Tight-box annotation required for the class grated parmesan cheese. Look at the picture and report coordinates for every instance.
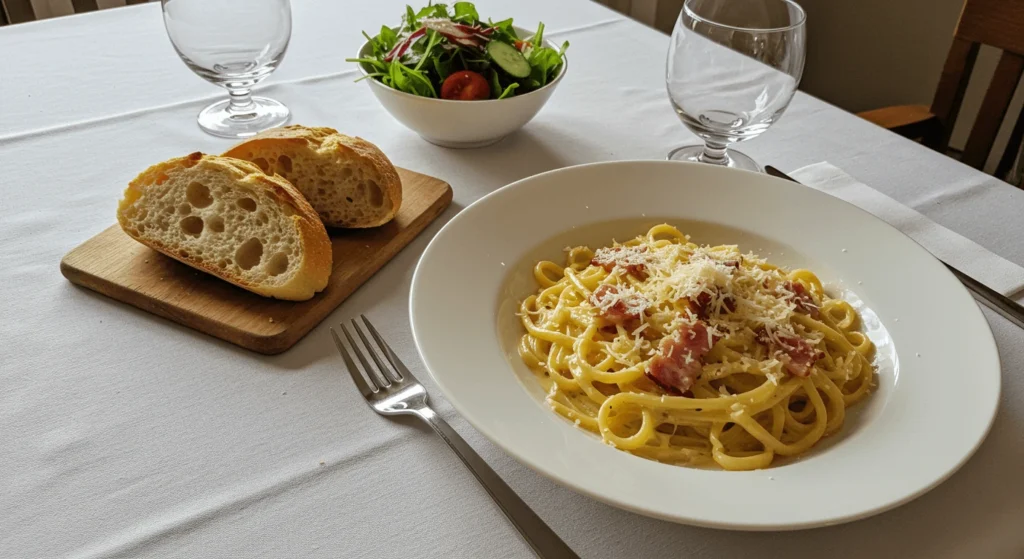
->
[591,284,649,316]
[571,234,818,376]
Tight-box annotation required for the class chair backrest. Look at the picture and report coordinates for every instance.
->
[931,0,1024,176]
[1,0,148,25]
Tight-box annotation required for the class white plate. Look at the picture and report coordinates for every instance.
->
[409,161,1000,530]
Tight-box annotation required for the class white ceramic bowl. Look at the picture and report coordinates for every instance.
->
[355,27,567,148]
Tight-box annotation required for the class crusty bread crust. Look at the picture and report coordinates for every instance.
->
[223,125,402,228]
[117,152,333,301]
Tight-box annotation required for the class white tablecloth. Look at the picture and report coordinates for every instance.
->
[2,1,1024,557]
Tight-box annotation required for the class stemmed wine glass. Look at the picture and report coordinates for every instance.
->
[162,0,292,139]
[666,0,806,171]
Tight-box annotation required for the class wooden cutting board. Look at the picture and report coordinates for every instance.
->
[61,168,453,354]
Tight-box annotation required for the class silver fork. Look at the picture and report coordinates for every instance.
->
[331,316,579,559]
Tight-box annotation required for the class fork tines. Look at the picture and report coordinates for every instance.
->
[330,315,411,394]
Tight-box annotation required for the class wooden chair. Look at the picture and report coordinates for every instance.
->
[1,0,149,25]
[858,0,1024,182]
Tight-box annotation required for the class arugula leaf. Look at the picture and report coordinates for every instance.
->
[361,31,382,57]
[434,53,453,82]
[405,66,438,97]
[417,4,448,19]
[497,83,520,99]
[354,72,386,83]
[552,40,569,78]
[389,60,409,92]
[390,61,437,97]
[488,17,518,43]
[405,5,418,30]
[532,22,544,49]
[453,2,478,23]
[348,57,388,73]
[488,69,502,99]
[527,45,564,87]
[457,45,490,73]
[414,30,443,71]
[378,26,399,51]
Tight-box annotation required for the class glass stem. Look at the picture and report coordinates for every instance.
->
[226,84,257,119]
[698,140,730,166]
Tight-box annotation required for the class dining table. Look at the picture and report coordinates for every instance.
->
[2,0,1024,557]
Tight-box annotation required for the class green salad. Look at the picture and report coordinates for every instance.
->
[348,2,568,100]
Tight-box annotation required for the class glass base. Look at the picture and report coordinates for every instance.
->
[667,144,763,172]
[197,96,290,139]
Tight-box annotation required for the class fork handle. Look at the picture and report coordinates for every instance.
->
[414,408,580,559]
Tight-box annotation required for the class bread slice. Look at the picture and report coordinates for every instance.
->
[223,125,402,228]
[117,152,333,301]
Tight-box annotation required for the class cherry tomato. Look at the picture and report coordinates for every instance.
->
[440,71,491,101]
[514,40,531,51]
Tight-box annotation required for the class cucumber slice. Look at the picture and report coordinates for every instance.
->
[487,40,531,79]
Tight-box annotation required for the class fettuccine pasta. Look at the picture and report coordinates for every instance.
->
[517,224,875,470]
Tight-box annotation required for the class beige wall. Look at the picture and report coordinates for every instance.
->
[797,0,962,113]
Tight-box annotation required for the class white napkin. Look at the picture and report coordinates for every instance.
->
[791,162,1024,300]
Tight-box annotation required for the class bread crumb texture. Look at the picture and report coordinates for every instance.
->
[223,125,402,228]
[117,153,331,300]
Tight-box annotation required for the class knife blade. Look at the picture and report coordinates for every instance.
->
[765,165,1024,330]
